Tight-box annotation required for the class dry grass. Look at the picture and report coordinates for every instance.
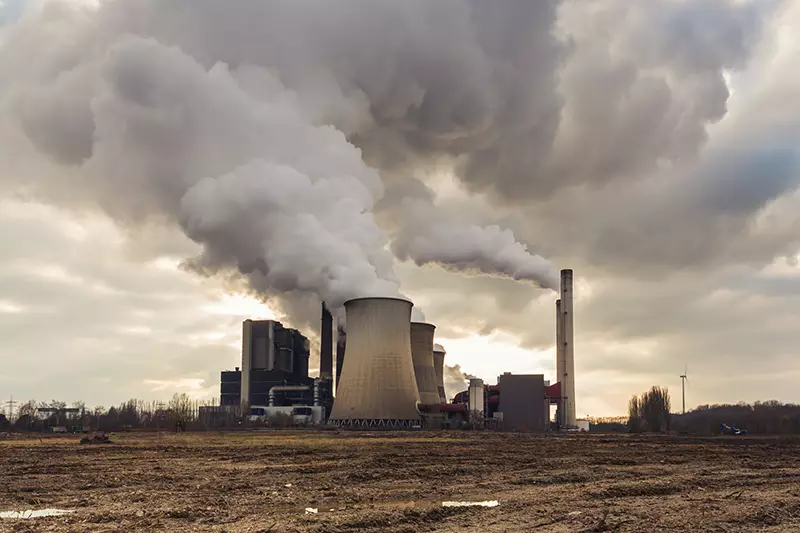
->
[1,431,799,532]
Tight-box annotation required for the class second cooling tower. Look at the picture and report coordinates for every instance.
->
[410,322,441,405]
[328,297,421,427]
[433,344,447,403]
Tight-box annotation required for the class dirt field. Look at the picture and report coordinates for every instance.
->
[2,431,800,532]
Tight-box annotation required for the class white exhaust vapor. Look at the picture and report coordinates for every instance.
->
[395,222,558,290]
[1,0,758,325]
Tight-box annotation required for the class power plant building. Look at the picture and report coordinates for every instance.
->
[215,268,579,432]
[219,319,313,408]
[410,322,441,405]
[329,297,422,427]
[433,344,447,403]
[496,373,548,431]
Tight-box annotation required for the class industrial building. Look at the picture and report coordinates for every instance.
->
[410,322,441,406]
[433,344,447,403]
[329,297,422,427]
[216,268,578,431]
[449,269,579,431]
[220,319,313,408]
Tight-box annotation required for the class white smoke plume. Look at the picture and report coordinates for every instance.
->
[2,22,401,313]
[390,198,559,290]
[443,364,474,400]
[0,0,772,329]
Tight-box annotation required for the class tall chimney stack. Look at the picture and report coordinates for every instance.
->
[555,298,564,426]
[560,269,576,427]
[320,302,333,379]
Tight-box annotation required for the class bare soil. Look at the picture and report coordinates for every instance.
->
[2,431,800,532]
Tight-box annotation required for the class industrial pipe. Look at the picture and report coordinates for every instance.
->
[268,385,311,407]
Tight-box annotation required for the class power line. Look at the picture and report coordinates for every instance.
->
[5,395,18,420]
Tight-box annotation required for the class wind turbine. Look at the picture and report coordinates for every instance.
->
[679,365,688,415]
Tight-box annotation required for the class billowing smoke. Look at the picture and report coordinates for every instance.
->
[443,364,474,400]
[390,198,559,290]
[5,30,400,312]
[0,0,773,330]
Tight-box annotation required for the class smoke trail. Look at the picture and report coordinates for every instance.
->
[7,31,402,310]
[391,198,559,290]
[443,364,473,399]
[0,0,769,326]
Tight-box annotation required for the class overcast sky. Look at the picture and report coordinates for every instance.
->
[1,0,799,417]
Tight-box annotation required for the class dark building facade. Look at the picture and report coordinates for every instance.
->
[320,303,333,379]
[497,373,548,432]
[220,319,312,409]
[220,370,242,406]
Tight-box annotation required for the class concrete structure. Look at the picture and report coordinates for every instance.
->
[497,373,547,432]
[329,297,421,427]
[269,385,312,406]
[237,319,311,410]
[433,344,447,403]
[320,303,333,379]
[249,405,326,425]
[410,322,442,405]
[220,368,242,406]
[555,298,565,426]
[560,269,577,427]
[335,325,346,394]
[468,378,485,417]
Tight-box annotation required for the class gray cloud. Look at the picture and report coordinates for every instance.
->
[0,201,243,406]
[1,0,799,416]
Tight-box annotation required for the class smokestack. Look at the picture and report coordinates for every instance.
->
[410,322,441,405]
[433,344,447,403]
[560,269,576,427]
[555,299,564,425]
[335,324,346,395]
[320,302,333,379]
[468,378,485,417]
[329,297,421,427]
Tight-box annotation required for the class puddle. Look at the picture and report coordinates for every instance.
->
[442,500,499,508]
[1,509,75,519]
[304,508,318,514]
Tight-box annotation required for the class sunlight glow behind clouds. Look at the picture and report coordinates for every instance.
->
[202,293,276,320]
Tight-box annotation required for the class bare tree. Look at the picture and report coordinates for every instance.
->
[628,386,671,433]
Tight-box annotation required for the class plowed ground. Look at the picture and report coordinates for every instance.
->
[2,431,800,532]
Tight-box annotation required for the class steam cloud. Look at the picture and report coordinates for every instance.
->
[443,364,474,400]
[390,198,559,289]
[0,0,772,328]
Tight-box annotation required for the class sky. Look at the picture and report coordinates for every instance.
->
[1,0,800,417]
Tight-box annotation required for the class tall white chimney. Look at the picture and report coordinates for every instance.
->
[555,299,564,425]
[560,269,576,427]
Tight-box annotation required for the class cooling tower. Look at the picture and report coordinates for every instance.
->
[560,269,576,427]
[328,297,421,427]
[410,322,441,405]
[433,344,447,403]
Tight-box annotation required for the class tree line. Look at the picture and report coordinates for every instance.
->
[672,401,800,435]
[0,394,236,432]
[624,387,800,435]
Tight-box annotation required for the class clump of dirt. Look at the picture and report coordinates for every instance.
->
[79,432,112,444]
